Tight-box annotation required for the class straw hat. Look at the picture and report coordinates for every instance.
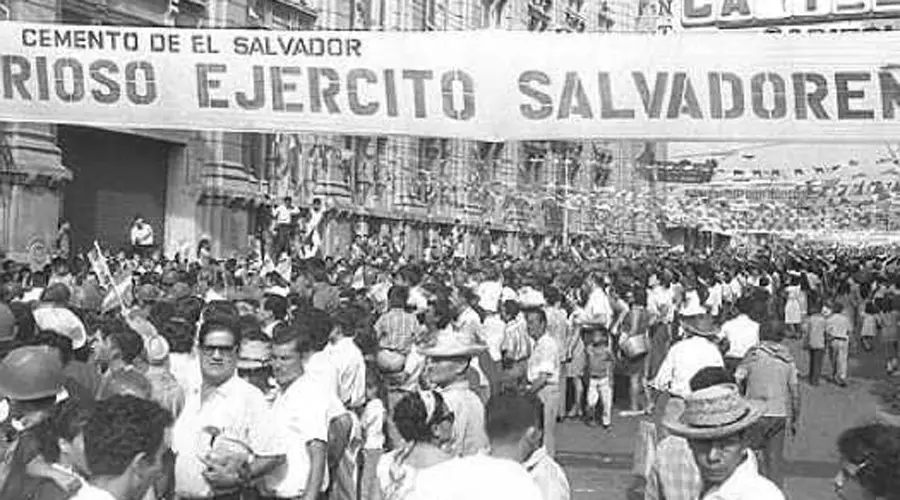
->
[420,326,487,358]
[663,384,765,440]
[237,339,272,370]
[517,288,546,309]
[681,314,720,338]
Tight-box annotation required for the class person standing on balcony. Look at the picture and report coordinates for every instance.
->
[271,196,300,260]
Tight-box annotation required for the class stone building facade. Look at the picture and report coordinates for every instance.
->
[0,0,665,264]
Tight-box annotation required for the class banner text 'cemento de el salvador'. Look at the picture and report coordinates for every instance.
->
[4,22,900,142]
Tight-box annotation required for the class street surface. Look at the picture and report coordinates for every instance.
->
[557,339,890,500]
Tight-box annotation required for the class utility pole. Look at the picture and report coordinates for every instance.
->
[563,153,570,250]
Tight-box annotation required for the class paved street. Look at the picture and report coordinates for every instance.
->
[556,339,892,500]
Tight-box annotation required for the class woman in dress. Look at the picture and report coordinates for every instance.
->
[377,391,455,500]
[618,285,653,416]
[783,275,803,338]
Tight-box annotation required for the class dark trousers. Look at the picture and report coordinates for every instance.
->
[749,416,788,488]
[808,348,825,385]
[272,224,293,258]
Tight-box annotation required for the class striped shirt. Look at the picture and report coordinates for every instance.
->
[374,308,424,354]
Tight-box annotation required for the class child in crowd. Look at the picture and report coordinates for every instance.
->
[583,325,615,428]
[878,297,900,374]
[360,365,387,500]
[859,301,878,352]
[802,301,827,386]
[824,302,852,387]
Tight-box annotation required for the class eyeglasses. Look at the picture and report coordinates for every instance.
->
[200,344,237,355]
[834,460,869,498]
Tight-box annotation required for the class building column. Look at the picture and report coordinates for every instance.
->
[0,0,67,263]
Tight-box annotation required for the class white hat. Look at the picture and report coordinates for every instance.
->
[420,326,487,358]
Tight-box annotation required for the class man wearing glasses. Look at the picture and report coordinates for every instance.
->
[172,320,285,500]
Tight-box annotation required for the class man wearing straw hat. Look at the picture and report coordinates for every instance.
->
[421,325,490,457]
[650,304,724,401]
[663,383,785,500]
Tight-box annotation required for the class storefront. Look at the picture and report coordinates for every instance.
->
[58,126,171,253]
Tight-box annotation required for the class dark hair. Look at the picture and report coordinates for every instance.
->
[198,320,241,348]
[485,392,544,443]
[393,391,451,443]
[631,287,648,307]
[160,319,195,354]
[387,286,409,308]
[174,297,203,324]
[837,424,900,499]
[501,300,520,318]
[544,286,562,306]
[35,396,94,463]
[689,366,734,392]
[107,324,144,365]
[263,295,289,321]
[30,330,74,365]
[524,308,547,325]
[83,395,172,477]
[148,301,175,330]
[292,309,333,354]
[203,301,239,325]
[759,319,786,342]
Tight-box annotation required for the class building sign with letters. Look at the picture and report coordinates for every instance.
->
[681,0,900,27]
[6,22,900,142]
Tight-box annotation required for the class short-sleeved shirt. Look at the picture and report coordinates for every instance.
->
[361,399,386,450]
[261,375,332,497]
[439,380,489,457]
[826,313,852,340]
[527,335,560,386]
[375,308,424,355]
[323,337,367,409]
[172,375,283,498]
[408,455,544,500]
[502,316,532,362]
[585,343,614,380]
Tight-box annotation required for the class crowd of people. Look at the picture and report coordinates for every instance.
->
[0,237,899,500]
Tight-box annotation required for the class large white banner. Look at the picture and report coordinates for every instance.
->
[3,22,900,141]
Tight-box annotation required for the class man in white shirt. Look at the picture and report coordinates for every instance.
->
[129,215,154,258]
[261,325,334,500]
[719,298,760,375]
[524,309,561,457]
[651,313,724,399]
[271,196,300,259]
[172,321,285,499]
[324,306,367,410]
[663,384,785,500]
[72,395,172,500]
[408,454,544,500]
[486,392,571,500]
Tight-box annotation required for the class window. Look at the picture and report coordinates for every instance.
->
[475,142,505,182]
[419,138,451,176]
[523,142,547,185]
[251,0,318,29]
[242,133,271,179]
